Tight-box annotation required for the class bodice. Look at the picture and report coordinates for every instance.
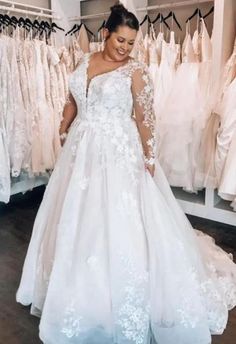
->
[69,55,137,124]
[68,53,156,167]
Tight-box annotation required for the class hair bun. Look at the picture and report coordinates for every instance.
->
[110,2,128,14]
[106,1,139,33]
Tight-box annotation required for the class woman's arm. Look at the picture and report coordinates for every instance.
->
[131,64,156,176]
[59,92,77,144]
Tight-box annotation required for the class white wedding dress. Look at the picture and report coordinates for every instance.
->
[17,53,236,344]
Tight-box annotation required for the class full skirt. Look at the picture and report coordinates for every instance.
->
[17,117,236,344]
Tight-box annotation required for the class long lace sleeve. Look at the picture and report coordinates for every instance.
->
[131,64,156,166]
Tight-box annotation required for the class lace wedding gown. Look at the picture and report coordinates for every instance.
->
[17,53,236,344]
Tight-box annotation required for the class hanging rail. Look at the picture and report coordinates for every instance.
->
[137,0,214,12]
[69,11,110,21]
[0,0,53,13]
[69,0,214,21]
[0,0,60,20]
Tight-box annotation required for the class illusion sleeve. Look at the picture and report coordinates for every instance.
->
[131,64,156,166]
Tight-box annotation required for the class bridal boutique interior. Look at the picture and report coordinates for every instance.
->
[0,0,236,343]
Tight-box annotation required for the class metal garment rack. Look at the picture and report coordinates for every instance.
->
[69,0,214,21]
[0,0,60,20]
[69,11,110,22]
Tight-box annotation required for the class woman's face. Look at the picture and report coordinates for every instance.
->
[104,25,137,61]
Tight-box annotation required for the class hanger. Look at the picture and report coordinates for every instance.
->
[0,13,16,29]
[32,18,41,29]
[139,14,151,26]
[97,19,106,33]
[24,17,35,30]
[43,21,57,39]
[152,13,170,30]
[73,24,95,37]
[0,14,7,30]
[151,12,161,24]
[66,23,81,36]
[69,24,81,35]
[51,22,65,31]
[203,6,214,19]
[164,11,182,31]
[185,8,202,23]
[84,23,94,37]
[65,23,77,36]
[10,15,19,26]
[2,14,11,25]
[17,17,25,28]
[72,23,94,37]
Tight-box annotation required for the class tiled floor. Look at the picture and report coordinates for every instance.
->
[0,186,235,344]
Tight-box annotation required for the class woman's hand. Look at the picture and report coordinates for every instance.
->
[145,163,155,177]
[59,92,77,147]
[60,137,66,147]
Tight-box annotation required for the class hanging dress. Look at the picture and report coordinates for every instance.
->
[153,31,179,124]
[193,18,213,190]
[78,24,90,54]
[193,20,217,190]
[8,34,27,177]
[158,28,201,191]
[148,25,159,83]
[0,34,11,202]
[34,40,55,172]
[215,76,236,190]
[218,128,236,208]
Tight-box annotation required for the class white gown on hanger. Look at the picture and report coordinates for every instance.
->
[215,76,236,198]
[0,36,11,202]
[17,53,236,344]
[153,31,179,123]
[148,26,158,83]
[8,35,28,177]
[158,29,201,191]
[193,18,213,190]
[218,129,236,208]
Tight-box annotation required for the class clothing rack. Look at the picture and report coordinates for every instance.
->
[0,0,60,20]
[69,0,214,21]
[0,0,61,202]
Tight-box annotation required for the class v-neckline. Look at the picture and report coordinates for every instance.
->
[85,52,132,97]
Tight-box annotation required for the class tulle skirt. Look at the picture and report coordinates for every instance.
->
[17,117,236,344]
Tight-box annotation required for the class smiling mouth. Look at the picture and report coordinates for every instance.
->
[117,50,126,55]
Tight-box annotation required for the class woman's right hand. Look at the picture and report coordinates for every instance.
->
[59,131,68,147]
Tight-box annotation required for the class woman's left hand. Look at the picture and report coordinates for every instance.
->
[145,163,155,177]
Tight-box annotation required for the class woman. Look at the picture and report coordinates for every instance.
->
[17,4,236,344]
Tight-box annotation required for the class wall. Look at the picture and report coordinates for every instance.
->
[80,0,114,36]
[12,0,50,8]
[80,0,146,37]
[51,0,81,46]
[211,0,236,87]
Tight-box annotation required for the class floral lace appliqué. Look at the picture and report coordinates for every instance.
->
[61,302,83,338]
[116,254,150,344]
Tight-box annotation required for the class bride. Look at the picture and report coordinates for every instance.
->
[16,3,236,344]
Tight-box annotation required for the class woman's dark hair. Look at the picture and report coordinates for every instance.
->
[105,2,139,33]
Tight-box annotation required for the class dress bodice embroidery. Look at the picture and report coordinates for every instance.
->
[69,53,156,167]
